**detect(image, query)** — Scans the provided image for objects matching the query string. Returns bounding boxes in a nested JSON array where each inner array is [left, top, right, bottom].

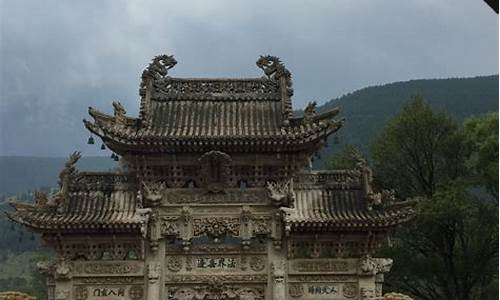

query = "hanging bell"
[[333, 135, 340, 144], [101, 144, 106, 150], [87, 135, 95, 145]]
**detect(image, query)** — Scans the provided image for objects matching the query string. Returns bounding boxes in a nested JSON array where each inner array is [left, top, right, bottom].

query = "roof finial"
[[256, 55, 293, 95], [141, 54, 177, 81]]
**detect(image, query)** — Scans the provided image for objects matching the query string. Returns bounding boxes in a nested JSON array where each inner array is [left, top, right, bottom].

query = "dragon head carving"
[[142, 181, 166, 207], [266, 180, 294, 207], [112, 101, 127, 124], [256, 55, 293, 94], [141, 54, 177, 81]]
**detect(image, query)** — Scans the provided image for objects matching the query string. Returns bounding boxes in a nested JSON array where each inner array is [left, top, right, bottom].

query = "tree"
[[371, 97, 498, 300], [371, 96, 467, 199], [463, 112, 499, 199], [382, 187, 498, 300], [324, 144, 360, 170]]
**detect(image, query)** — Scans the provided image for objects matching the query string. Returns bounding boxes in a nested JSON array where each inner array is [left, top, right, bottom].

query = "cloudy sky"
[[0, 0, 498, 157]]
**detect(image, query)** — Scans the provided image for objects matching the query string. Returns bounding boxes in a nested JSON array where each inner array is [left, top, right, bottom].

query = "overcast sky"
[[0, 0, 498, 157]]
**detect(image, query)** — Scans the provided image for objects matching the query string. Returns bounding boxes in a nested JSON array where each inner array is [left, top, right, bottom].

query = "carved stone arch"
[[199, 151, 232, 193]]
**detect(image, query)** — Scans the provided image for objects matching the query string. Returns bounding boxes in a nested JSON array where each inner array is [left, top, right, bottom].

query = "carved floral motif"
[[249, 256, 265, 272], [288, 283, 304, 298], [167, 284, 264, 300], [343, 283, 358, 298], [192, 217, 240, 241], [167, 257, 182, 273]]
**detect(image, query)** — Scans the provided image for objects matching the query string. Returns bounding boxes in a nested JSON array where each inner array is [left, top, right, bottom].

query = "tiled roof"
[[285, 171, 416, 231], [83, 55, 343, 154], [8, 170, 414, 233], [6, 173, 150, 233]]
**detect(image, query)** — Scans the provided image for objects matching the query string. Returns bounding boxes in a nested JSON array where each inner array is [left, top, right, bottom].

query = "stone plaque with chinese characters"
[[288, 282, 358, 300], [195, 257, 238, 269], [74, 285, 144, 300]]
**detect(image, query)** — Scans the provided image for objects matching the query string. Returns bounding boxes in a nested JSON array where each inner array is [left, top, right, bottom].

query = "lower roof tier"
[[7, 169, 415, 234]]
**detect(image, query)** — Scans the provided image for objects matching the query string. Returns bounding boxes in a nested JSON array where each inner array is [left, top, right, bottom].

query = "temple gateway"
[[8, 55, 415, 300]]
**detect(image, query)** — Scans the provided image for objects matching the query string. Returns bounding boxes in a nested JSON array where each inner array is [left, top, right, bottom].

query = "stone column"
[[268, 209, 287, 300], [146, 210, 164, 300]]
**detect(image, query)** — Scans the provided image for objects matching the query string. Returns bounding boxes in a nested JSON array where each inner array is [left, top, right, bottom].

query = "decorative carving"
[[167, 256, 182, 273], [376, 293, 414, 300], [165, 274, 267, 283], [129, 286, 144, 300], [153, 78, 279, 100], [51, 151, 81, 213], [167, 283, 265, 300], [149, 210, 161, 252], [266, 180, 293, 207], [74, 262, 141, 274], [252, 216, 272, 236], [343, 283, 358, 298], [147, 262, 161, 283], [303, 101, 317, 124], [74, 287, 88, 300], [76, 277, 142, 284], [34, 190, 49, 206], [199, 151, 232, 193], [55, 259, 72, 279], [160, 216, 180, 236], [55, 289, 70, 300], [142, 180, 166, 206], [192, 217, 240, 242], [359, 256, 393, 275], [256, 55, 293, 96], [271, 262, 286, 300], [112, 101, 127, 125], [361, 288, 376, 300], [141, 54, 177, 82], [249, 256, 265, 272], [288, 283, 304, 298], [292, 259, 350, 273]]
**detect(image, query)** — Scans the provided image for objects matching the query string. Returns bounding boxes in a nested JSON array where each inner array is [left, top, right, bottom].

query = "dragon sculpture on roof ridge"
[[256, 55, 293, 96]]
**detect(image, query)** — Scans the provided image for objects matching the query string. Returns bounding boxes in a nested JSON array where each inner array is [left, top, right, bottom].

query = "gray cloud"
[[0, 0, 497, 156]]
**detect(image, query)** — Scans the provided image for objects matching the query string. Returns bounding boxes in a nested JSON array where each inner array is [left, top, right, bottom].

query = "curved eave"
[[285, 202, 416, 233], [289, 107, 341, 125], [313, 107, 341, 122], [6, 210, 148, 234], [83, 118, 342, 154]]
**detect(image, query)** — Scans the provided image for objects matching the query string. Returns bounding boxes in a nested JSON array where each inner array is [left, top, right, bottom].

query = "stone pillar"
[[146, 246, 162, 300], [268, 236, 287, 300], [146, 210, 165, 300], [54, 281, 71, 300]]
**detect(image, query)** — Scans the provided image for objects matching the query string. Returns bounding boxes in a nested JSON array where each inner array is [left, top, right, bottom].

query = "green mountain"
[[313, 75, 498, 167]]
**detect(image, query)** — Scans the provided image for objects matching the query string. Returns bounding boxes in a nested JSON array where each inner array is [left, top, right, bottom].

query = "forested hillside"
[[314, 75, 498, 166]]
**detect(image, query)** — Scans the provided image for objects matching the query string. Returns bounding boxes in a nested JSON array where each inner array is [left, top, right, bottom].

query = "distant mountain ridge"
[[0, 156, 117, 195], [313, 75, 498, 167], [0, 75, 497, 194]]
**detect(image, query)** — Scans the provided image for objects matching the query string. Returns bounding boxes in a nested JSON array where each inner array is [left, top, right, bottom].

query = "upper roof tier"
[[84, 54, 343, 154]]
